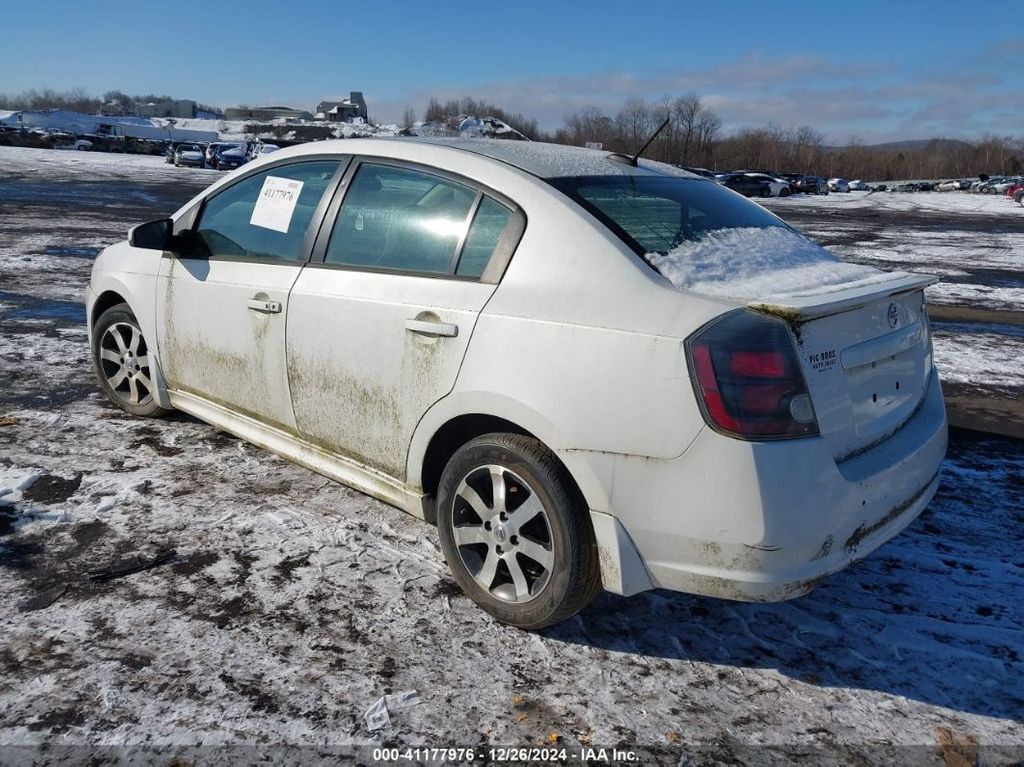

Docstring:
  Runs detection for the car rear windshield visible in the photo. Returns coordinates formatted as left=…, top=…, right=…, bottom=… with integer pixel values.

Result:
left=548, top=175, right=787, bottom=256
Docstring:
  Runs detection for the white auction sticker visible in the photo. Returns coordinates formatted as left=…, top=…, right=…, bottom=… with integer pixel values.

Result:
left=250, top=176, right=303, bottom=233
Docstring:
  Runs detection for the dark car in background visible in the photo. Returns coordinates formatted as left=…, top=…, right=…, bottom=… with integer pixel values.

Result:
left=682, top=166, right=718, bottom=179
left=788, top=175, right=829, bottom=194
left=211, top=144, right=248, bottom=171
left=779, top=172, right=829, bottom=195
left=717, top=172, right=770, bottom=197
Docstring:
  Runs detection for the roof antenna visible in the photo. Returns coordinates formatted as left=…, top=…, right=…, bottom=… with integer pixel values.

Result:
left=607, top=117, right=670, bottom=167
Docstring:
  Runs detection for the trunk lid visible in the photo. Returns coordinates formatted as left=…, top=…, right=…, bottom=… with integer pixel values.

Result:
left=749, top=274, right=937, bottom=462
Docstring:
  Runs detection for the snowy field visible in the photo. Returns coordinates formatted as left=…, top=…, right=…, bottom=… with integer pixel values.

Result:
left=764, top=190, right=1024, bottom=312
left=1, top=147, right=1023, bottom=762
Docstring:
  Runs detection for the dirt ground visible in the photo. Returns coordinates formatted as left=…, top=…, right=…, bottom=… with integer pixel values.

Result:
left=1, top=149, right=1022, bottom=764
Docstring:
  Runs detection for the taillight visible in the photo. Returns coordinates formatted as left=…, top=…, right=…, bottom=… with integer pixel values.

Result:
left=686, top=309, right=819, bottom=440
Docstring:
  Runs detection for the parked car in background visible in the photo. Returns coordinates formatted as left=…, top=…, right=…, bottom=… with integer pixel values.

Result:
left=976, top=177, right=1007, bottom=194
left=936, top=180, right=960, bottom=192
left=205, top=142, right=243, bottom=168
left=1014, top=188, right=1024, bottom=206
left=53, top=137, right=93, bottom=151
left=682, top=166, right=718, bottom=179
left=173, top=143, right=206, bottom=168
left=827, top=178, right=850, bottom=193
left=249, top=142, right=280, bottom=160
left=782, top=176, right=831, bottom=195
left=991, top=178, right=1020, bottom=195
left=744, top=173, right=791, bottom=197
left=87, top=138, right=946, bottom=629
left=848, top=180, right=869, bottom=191
left=718, top=172, right=771, bottom=197
left=211, top=144, right=248, bottom=171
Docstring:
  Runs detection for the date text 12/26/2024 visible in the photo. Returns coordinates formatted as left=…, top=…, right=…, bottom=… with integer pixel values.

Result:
left=372, top=747, right=641, bottom=763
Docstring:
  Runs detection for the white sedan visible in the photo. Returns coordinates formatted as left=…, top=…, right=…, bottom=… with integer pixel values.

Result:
left=87, top=139, right=947, bottom=628
left=828, top=177, right=851, bottom=192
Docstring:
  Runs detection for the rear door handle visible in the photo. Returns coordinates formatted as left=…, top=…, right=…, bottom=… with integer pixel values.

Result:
left=247, top=298, right=282, bottom=314
left=405, top=318, right=458, bottom=338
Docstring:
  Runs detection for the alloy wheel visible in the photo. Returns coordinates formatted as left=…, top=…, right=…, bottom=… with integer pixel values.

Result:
left=98, top=321, right=155, bottom=407
left=450, top=464, right=554, bottom=603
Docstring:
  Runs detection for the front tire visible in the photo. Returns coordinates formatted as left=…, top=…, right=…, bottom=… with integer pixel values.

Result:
left=436, top=433, right=600, bottom=630
left=92, top=303, right=168, bottom=418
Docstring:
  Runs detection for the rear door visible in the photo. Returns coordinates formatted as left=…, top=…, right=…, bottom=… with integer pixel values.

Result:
left=156, top=159, right=345, bottom=432
left=286, top=159, right=524, bottom=479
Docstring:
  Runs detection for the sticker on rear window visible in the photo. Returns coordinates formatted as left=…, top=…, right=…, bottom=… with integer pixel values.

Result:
left=250, top=176, right=303, bottom=233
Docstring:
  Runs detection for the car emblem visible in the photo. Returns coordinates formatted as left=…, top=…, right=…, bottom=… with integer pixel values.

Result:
left=887, top=303, right=900, bottom=329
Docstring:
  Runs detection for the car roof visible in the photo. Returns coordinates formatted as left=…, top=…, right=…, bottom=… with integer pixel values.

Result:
left=301, top=137, right=700, bottom=181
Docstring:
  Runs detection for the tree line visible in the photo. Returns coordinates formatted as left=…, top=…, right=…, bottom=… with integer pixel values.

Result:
left=0, top=88, right=218, bottom=117
left=422, top=93, right=1024, bottom=180
left=5, top=87, right=1021, bottom=180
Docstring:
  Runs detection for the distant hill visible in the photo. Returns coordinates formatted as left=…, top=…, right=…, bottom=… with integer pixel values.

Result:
left=825, top=138, right=975, bottom=153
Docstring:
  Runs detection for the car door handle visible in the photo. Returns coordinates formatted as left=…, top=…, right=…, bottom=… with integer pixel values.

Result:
left=247, top=298, right=282, bottom=314
left=405, top=318, right=458, bottom=338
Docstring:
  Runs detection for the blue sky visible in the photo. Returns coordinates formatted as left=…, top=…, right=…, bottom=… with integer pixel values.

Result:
left=1, top=1, right=1020, bottom=142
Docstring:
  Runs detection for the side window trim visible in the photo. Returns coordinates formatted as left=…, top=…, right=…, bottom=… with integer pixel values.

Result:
left=178, top=156, right=350, bottom=265
left=309, top=156, right=526, bottom=284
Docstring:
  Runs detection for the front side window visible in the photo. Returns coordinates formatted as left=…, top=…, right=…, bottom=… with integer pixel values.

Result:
left=548, top=175, right=788, bottom=256
left=189, top=161, right=340, bottom=262
left=325, top=163, right=476, bottom=274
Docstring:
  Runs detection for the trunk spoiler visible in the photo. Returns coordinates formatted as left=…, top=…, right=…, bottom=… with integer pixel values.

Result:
left=747, top=273, right=939, bottom=322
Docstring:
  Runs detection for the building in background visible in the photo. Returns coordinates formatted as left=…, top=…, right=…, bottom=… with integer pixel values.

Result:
left=224, top=105, right=313, bottom=121
left=136, top=100, right=198, bottom=119
left=316, top=92, right=368, bottom=122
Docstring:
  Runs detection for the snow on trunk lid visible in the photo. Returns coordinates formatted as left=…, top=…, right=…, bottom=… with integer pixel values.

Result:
left=649, top=227, right=938, bottom=460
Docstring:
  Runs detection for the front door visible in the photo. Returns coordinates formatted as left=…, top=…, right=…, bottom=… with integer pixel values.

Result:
left=286, top=160, right=520, bottom=479
left=156, top=159, right=343, bottom=432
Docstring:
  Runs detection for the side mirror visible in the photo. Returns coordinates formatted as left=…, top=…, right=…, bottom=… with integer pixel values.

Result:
left=129, top=218, right=173, bottom=250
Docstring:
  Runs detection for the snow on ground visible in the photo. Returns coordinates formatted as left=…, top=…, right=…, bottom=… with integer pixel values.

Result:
left=931, top=329, right=1024, bottom=391
left=763, top=191, right=1024, bottom=314
left=768, top=189, right=1023, bottom=217
left=0, top=145, right=211, bottom=185
left=0, top=332, right=1022, bottom=758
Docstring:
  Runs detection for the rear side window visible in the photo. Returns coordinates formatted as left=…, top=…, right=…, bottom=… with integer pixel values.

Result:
left=549, top=175, right=787, bottom=255
left=457, top=196, right=514, bottom=278
left=325, top=163, right=476, bottom=274
left=190, top=161, right=340, bottom=262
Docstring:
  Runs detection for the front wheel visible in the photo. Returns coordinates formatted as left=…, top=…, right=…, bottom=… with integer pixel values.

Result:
left=436, top=433, right=600, bottom=630
left=92, top=303, right=169, bottom=418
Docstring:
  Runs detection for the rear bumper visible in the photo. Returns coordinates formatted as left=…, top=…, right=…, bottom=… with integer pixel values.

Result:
left=600, top=370, right=947, bottom=600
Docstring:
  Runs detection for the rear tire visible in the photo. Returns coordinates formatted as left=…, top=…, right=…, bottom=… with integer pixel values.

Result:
left=436, top=433, right=601, bottom=630
left=92, top=303, right=169, bottom=418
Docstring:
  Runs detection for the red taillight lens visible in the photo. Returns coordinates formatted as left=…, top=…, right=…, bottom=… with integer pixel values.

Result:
left=686, top=310, right=819, bottom=440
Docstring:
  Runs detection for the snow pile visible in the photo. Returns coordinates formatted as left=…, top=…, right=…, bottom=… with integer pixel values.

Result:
left=647, top=226, right=916, bottom=301
left=457, top=115, right=526, bottom=139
